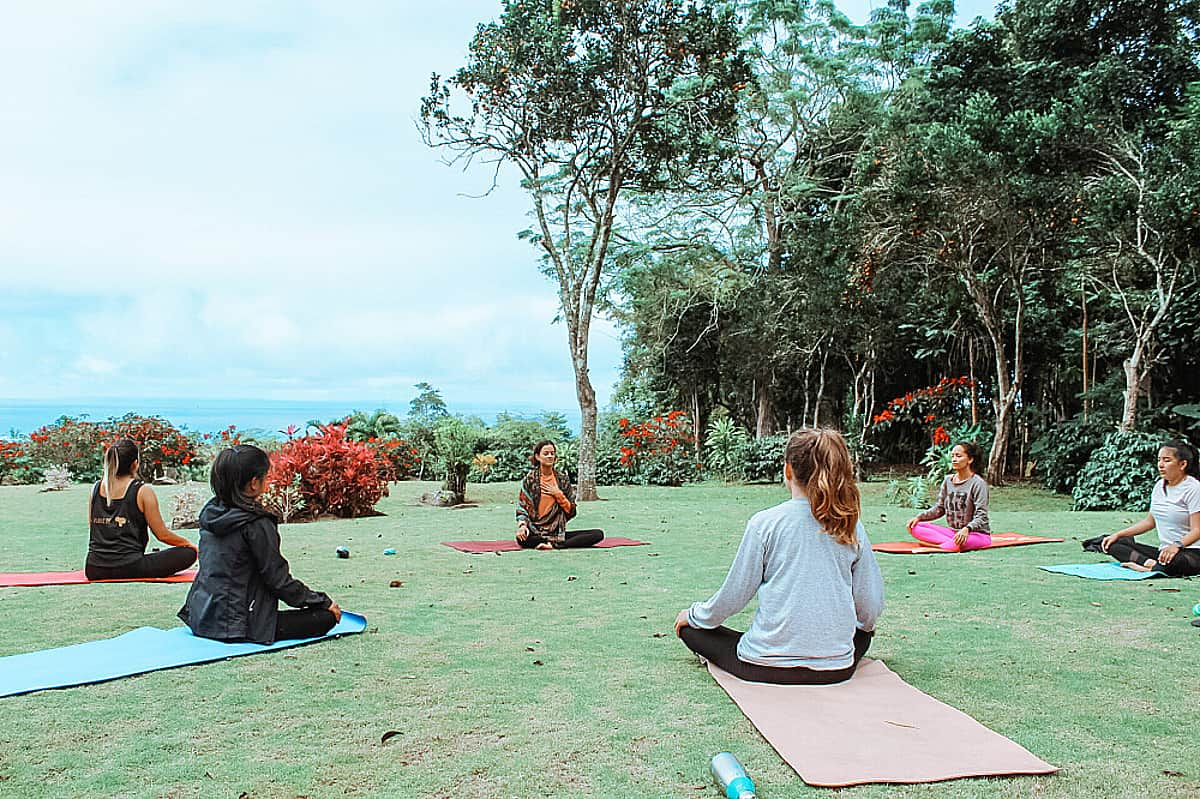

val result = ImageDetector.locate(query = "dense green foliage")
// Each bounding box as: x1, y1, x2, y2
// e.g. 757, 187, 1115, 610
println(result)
1071, 430, 1164, 511
418, 0, 1199, 507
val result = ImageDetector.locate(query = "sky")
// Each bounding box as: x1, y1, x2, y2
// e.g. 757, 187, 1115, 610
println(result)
0, 0, 996, 413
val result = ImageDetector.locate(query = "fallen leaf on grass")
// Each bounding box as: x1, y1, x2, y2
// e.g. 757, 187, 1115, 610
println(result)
389, 580, 405, 588
381, 730, 402, 745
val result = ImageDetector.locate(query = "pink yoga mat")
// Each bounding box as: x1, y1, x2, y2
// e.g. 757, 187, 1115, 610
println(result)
0, 569, 197, 588
709, 658, 1058, 787
872, 533, 1064, 554
441, 537, 648, 553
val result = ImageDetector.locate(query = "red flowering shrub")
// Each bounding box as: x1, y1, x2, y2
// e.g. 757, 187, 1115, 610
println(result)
111, 414, 197, 480
267, 423, 389, 519
26, 417, 113, 480
872, 376, 973, 427
365, 436, 420, 481
617, 410, 700, 486
0, 439, 35, 483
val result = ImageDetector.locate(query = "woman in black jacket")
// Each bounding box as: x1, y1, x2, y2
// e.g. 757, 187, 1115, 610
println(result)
179, 445, 340, 644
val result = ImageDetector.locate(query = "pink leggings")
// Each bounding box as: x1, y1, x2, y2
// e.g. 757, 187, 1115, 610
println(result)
910, 522, 991, 552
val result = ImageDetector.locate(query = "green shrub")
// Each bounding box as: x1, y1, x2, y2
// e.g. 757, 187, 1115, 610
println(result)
1029, 417, 1109, 494
1072, 431, 1161, 511
735, 434, 788, 483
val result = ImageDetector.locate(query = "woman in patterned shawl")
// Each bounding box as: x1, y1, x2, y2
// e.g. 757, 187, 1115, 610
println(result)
515, 440, 604, 550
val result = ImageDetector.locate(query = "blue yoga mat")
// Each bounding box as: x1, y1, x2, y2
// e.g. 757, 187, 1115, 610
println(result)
1039, 563, 1167, 581
0, 611, 366, 698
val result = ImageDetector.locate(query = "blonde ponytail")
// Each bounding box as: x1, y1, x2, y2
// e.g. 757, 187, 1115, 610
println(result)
102, 439, 139, 499
102, 446, 117, 499
784, 428, 861, 546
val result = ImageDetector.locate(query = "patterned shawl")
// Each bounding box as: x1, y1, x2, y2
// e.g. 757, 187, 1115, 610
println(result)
516, 468, 577, 542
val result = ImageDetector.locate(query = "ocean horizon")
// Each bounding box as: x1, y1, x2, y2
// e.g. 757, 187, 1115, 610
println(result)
0, 397, 584, 438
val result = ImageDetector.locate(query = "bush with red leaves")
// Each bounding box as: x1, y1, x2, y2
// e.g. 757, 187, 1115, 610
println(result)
267, 423, 389, 519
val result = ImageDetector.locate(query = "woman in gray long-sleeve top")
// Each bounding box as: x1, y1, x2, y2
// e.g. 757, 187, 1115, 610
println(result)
906, 440, 991, 551
674, 428, 883, 685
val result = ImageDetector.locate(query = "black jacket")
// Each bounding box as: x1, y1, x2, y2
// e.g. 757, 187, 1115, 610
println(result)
178, 499, 331, 644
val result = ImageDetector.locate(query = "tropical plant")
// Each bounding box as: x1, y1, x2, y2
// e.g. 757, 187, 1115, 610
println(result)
433, 417, 483, 503
705, 417, 749, 482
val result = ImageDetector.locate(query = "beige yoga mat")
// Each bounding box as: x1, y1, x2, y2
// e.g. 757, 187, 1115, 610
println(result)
709, 658, 1058, 787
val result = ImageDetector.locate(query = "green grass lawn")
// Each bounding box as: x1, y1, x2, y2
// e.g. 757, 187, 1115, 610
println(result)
0, 479, 1197, 798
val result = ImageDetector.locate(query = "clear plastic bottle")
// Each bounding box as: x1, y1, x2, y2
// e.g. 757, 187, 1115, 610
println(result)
710, 752, 756, 799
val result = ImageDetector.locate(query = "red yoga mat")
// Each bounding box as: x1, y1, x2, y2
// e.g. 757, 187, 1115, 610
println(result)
872, 533, 1064, 554
441, 537, 649, 554
0, 569, 197, 588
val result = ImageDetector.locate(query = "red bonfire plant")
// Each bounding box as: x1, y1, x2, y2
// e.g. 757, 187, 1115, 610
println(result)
267, 423, 389, 519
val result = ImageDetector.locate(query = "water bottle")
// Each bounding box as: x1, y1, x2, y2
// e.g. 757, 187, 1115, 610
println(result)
710, 752, 756, 799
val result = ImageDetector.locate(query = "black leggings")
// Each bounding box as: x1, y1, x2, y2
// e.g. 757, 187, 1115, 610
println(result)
85, 546, 196, 581
275, 608, 338, 641
1104, 539, 1200, 577
517, 529, 605, 549
680, 625, 873, 685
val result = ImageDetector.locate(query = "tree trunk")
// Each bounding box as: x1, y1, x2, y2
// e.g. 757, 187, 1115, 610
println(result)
565, 312, 600, 501
813, 347, 828, 427
967, 268, 1024, 485
1119, 341, 1148, 432
755, 382, 774, 438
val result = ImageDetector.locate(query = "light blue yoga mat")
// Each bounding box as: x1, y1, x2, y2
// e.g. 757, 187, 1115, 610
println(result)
0, 611, 366, 698
1039, 563, 1167, 581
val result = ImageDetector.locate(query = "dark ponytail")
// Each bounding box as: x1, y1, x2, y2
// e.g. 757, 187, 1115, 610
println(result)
210, 445, 273, 515
102, 438, 139, 499
1163, 440, 1200, 480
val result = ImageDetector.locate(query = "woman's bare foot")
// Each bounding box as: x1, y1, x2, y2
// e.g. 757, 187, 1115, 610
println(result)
1121, 558, 1155, 572
535, 542, 554, 551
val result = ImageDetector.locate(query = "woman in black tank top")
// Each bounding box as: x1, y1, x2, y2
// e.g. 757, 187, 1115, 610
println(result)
85, 438, 198, 581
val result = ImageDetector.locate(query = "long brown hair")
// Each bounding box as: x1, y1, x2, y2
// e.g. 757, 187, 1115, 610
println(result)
102, 438, 139, 500
784, 428, 860, 546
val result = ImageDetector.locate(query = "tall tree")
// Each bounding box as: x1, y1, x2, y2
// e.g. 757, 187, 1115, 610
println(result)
421, 0, 749, 499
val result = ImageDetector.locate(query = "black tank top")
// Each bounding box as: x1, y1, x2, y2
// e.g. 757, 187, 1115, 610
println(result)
87, 480, 149, 567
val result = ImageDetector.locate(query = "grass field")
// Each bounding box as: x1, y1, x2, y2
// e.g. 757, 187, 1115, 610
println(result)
0, 479, 1197, 798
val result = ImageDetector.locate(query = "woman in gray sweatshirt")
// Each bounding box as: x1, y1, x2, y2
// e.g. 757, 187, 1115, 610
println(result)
906, 440, 991, 551
674, 428, 884, 684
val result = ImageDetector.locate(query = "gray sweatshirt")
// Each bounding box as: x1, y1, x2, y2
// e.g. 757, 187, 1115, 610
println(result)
916, 474, 990, 533
687, 498, 884, 670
